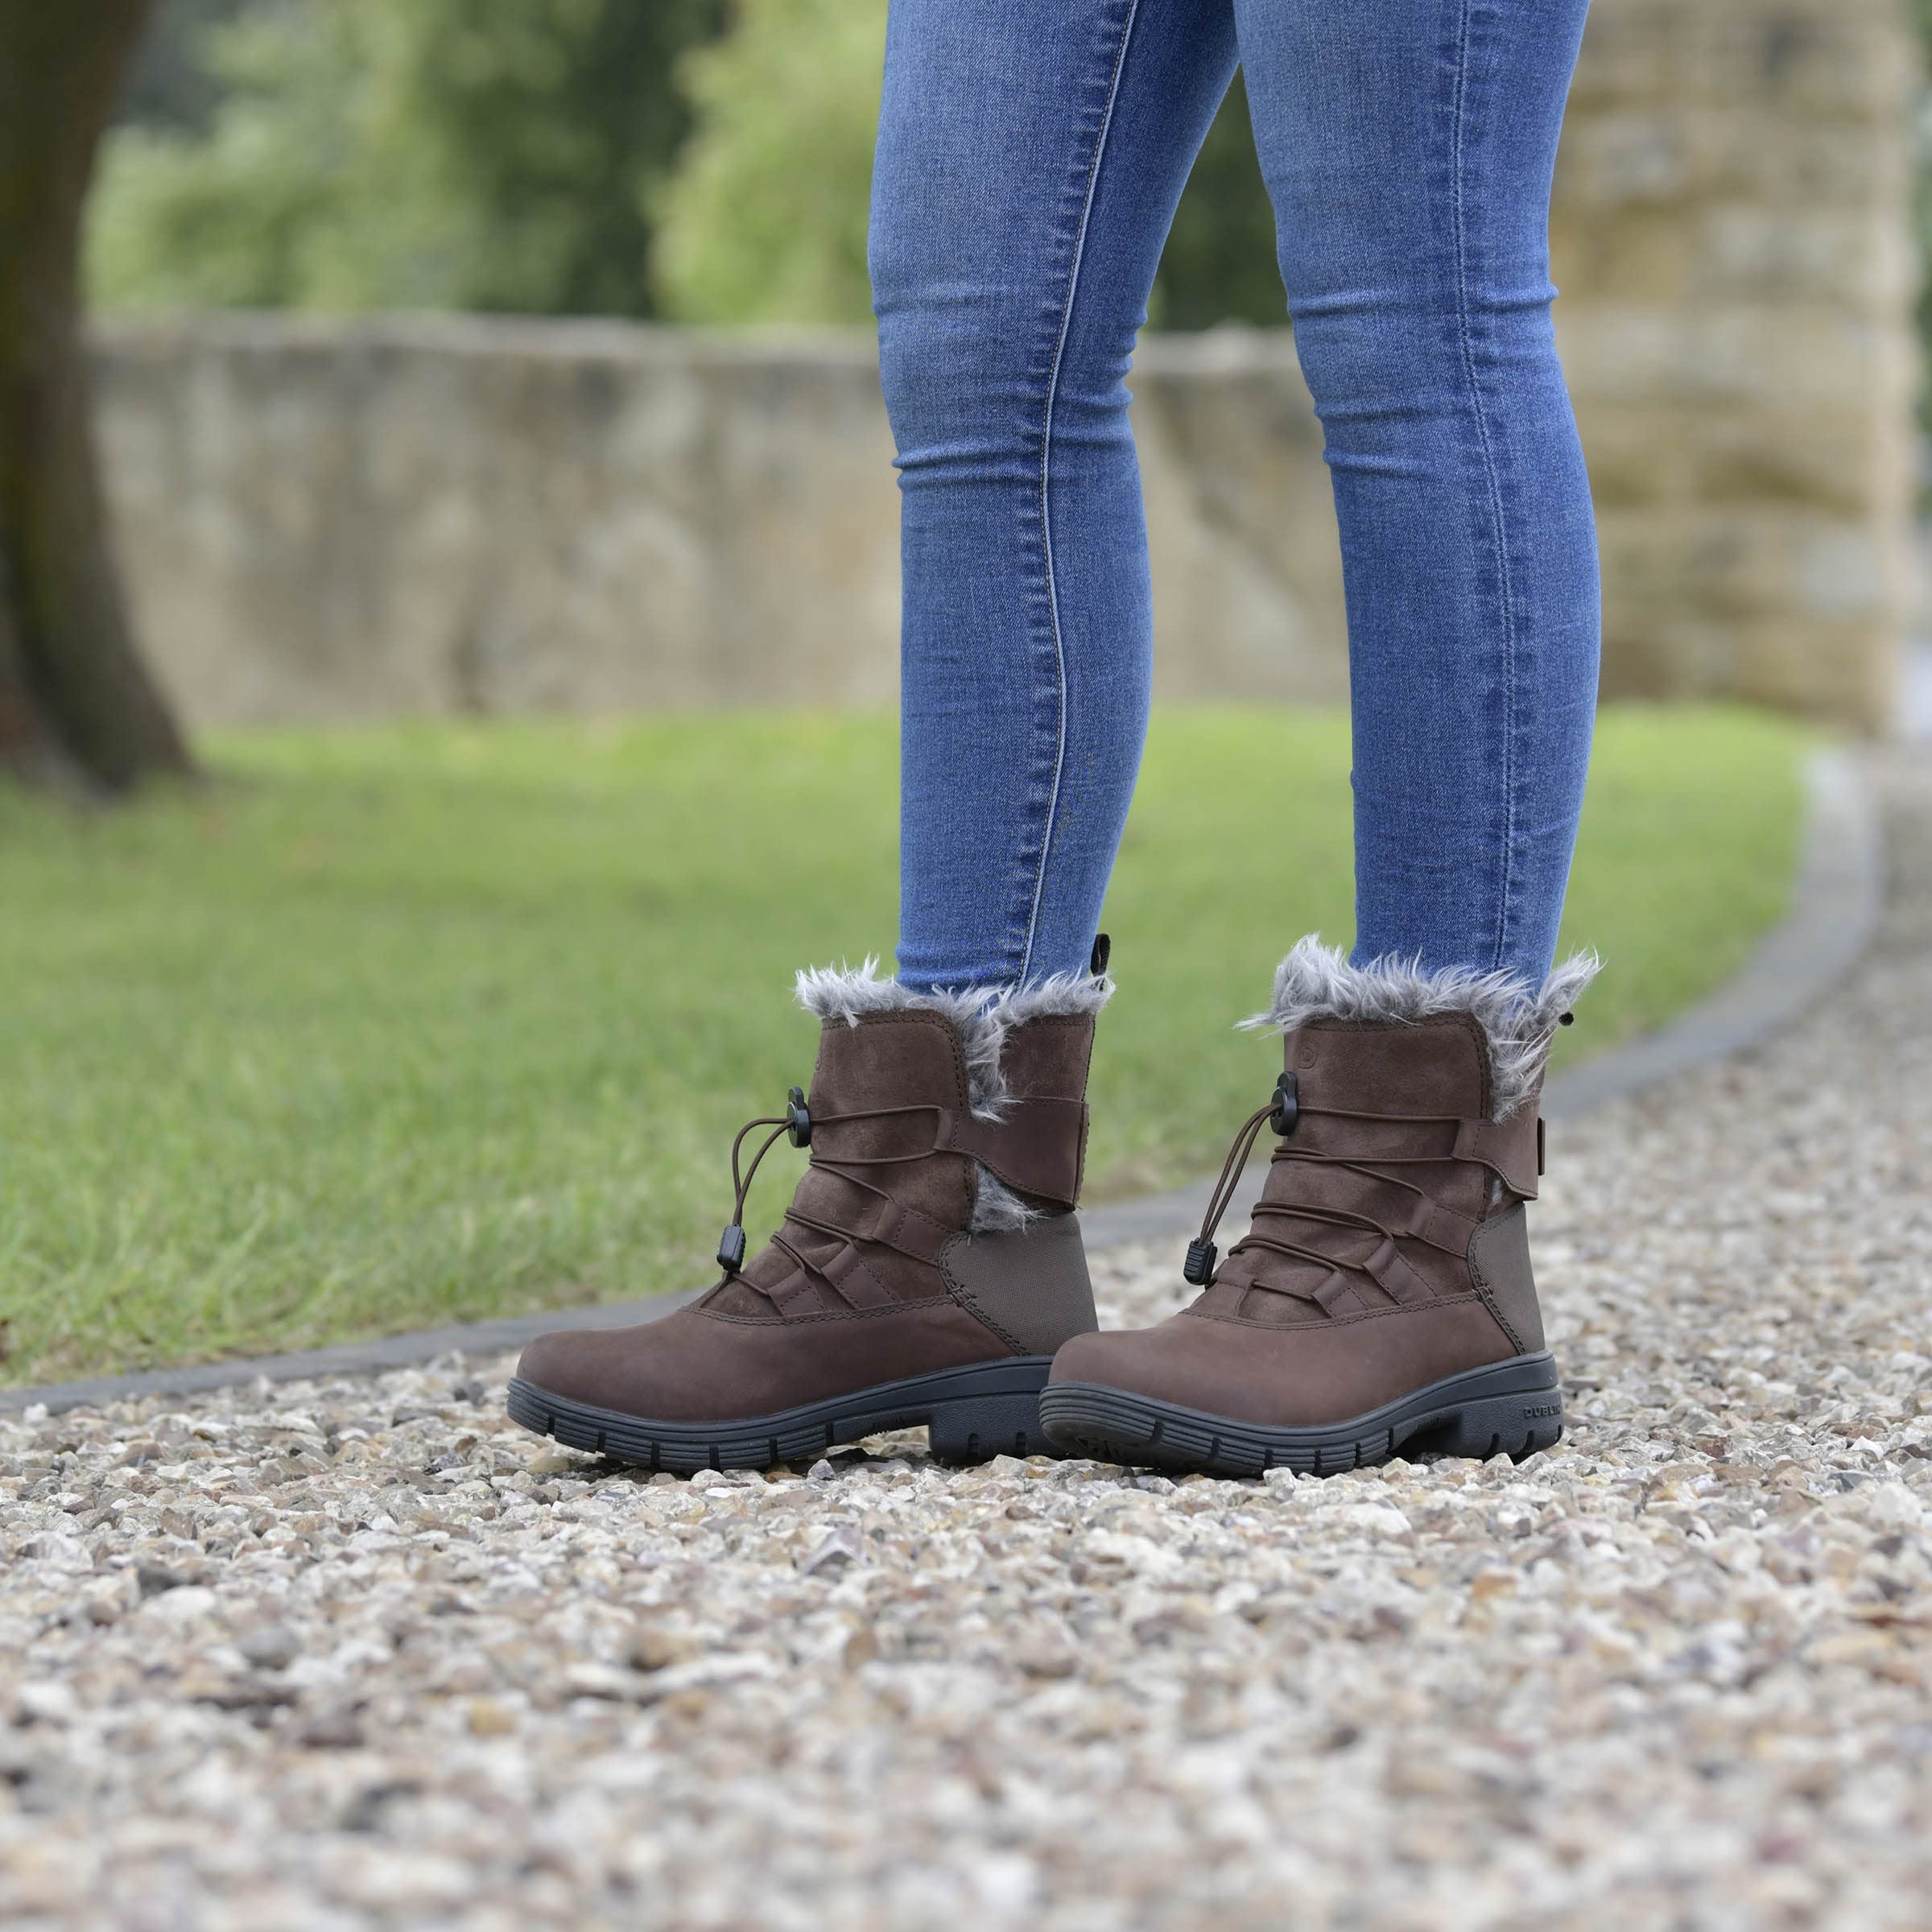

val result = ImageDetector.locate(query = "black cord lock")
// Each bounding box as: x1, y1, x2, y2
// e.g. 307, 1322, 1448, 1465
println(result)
716, 1223, 747, 1273
785, 1085, 812, 1147
1183, 1237, 1218, 1286
1269, 1070, 1300, 1136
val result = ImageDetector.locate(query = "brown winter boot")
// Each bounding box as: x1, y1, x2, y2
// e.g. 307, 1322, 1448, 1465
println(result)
508, 954, 1110, 1472
1041, 939, 1597, 1477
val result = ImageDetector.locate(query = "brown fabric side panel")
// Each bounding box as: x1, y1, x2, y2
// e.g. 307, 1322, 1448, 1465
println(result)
1466, 1203, 1544, 1354
941, 1212, 1097, 1358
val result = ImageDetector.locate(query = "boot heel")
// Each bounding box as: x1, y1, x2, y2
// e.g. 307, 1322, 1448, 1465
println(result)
927, 1386, 1060, 1464
1411, 1386, 1565, 1463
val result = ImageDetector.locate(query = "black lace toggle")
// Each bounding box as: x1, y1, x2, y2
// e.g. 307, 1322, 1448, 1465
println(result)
711, 1089, 947, 1296
1269, 1070, 1299, 1136
1183, 1237, 1218, 1286
716, 1096, 803, 1278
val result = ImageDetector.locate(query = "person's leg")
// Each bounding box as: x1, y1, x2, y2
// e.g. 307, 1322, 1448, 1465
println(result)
1238, 0, 1599, 982
508, 0, 1240, 1471
1040, 0, 1604, 1476
870, 0, 1238, 993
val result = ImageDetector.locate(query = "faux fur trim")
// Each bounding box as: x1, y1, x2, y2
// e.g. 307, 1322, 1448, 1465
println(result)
968, 1170, 1044, 1236
795, 960, 1112, 1117
795, 960, 1112, 1234
1241, 937, 1601, 1121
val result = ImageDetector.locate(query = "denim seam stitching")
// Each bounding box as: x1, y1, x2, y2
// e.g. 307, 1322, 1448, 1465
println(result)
1449, 0, 1520, 975
1018, 0, 1144, 985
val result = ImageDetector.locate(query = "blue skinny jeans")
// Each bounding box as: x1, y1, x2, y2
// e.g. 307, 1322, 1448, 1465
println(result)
871, 0, 1600, 994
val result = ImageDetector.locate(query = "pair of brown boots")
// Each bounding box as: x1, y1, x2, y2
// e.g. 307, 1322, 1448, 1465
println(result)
509, 938, 1596, 1479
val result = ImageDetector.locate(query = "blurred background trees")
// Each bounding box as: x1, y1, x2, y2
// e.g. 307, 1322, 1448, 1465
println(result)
650, 0, 890, 328
97, 0, 1932, 354
92, 0, 726, 317
648, 0, 1282, 328
13, 0, 1926, 800
0, 0, 192, 791
90, 0, 1285, 329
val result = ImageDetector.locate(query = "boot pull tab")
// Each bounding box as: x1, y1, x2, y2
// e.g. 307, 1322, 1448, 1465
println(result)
1088, 931, 1111, 977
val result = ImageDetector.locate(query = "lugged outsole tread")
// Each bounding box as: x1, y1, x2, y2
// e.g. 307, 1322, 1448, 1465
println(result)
506, 1357, 1063, 1476
1038, 1353, 1565, 1480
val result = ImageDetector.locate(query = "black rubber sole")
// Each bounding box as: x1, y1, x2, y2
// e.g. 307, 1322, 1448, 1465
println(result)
1038, 1351, 1564, 1478
506, 1356, 1059, 1474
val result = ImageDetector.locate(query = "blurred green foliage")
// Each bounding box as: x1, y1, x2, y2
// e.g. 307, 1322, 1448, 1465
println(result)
653, 0, 1283, 328
98, 2, 1932, 340
652, 0, 887, 327
118, 0, 254, 130
1152, 73, 1285, 332
89, 0, 724, 316
92, 0, 1284, 328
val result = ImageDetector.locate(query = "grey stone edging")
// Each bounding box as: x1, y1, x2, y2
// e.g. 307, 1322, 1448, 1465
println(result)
1534, 746, 1881, 1116
1, 748, 1878, 1421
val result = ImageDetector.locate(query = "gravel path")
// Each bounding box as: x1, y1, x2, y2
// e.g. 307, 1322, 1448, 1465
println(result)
4, 755, 1928, 1932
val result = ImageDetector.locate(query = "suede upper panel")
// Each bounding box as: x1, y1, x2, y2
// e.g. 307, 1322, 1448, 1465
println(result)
705, 1008, 1093, 1327
515, 994, 1104, 1428
1202, 1016, 1501, 1323
803, 1009, 976, 1233
1034, 970, 1571, 1447
995, 1013, 1097, 1103
724, 1009, 974, 1315
518, 1299, 1015, 1422
1284, 1013, 1491, 1116
1051, 1296, 1516, 1427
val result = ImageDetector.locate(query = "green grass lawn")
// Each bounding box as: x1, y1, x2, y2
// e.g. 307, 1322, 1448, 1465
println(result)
0, 704, 1806, 1385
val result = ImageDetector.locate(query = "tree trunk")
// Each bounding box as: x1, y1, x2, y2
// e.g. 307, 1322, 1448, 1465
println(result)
0, 0, 193, 793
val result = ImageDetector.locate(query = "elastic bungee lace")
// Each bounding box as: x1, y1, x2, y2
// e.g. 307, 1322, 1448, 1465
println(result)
713, 1091, 953, 1307
1184, 1073, 1521, 1304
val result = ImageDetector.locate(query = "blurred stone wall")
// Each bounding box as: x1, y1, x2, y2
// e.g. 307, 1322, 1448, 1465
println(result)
95, 0, 1917, 731
1551, 0, 1918, 730
93, 318, 1345, 723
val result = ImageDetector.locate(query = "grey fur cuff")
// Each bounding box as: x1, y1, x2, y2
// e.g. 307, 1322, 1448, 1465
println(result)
795, 961, 1111, 1116
795, 960, 1113, 1234
1242, 937, 1600, 1121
